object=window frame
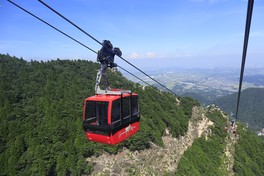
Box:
[85,100,109,127]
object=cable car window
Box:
[85,101,96,122]
[132,95,139,115]
[111,100,121,123]
[122,97,131,123]
[85,101,108,126]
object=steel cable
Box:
[38,0,177,96]
[235,0,254,120]
[7,0,154,88]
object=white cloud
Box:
[128,51,192,60]
[146,52,156,58]
[128,51,159,59]
[129,52,141,59]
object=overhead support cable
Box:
[7,0,97,54]
[235,0,254,120]
[38,0,102,46]
[7,0,152,88]
[38,0,177,96]
[117,66,153,87]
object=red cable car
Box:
[82,90,140,145]
[82,40,140,145]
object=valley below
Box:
[125,67,264,105]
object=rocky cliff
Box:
[86,106,221,175]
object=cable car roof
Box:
[86,93,138,102]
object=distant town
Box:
[125,67,264,105]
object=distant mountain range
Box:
[215,88,264,132]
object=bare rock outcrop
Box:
[86,106,214,175]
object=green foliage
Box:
[1,54,263,175]
[176,109,227,176]
[0,54,195,175]
[233,125,264,176]
[215,88,264,132]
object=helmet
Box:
[103,40,113,50]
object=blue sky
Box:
[0,0,263,70]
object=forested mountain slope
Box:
[1,54,263,175]
[233,124,264,175]
[0,54,197,175]
[176,106,264,176]
[215,88,264,131]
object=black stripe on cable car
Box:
[83,115,140,136]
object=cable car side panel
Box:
[83,93,140,145]
[110,121,139,145]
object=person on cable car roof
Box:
[97,40,122,68]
